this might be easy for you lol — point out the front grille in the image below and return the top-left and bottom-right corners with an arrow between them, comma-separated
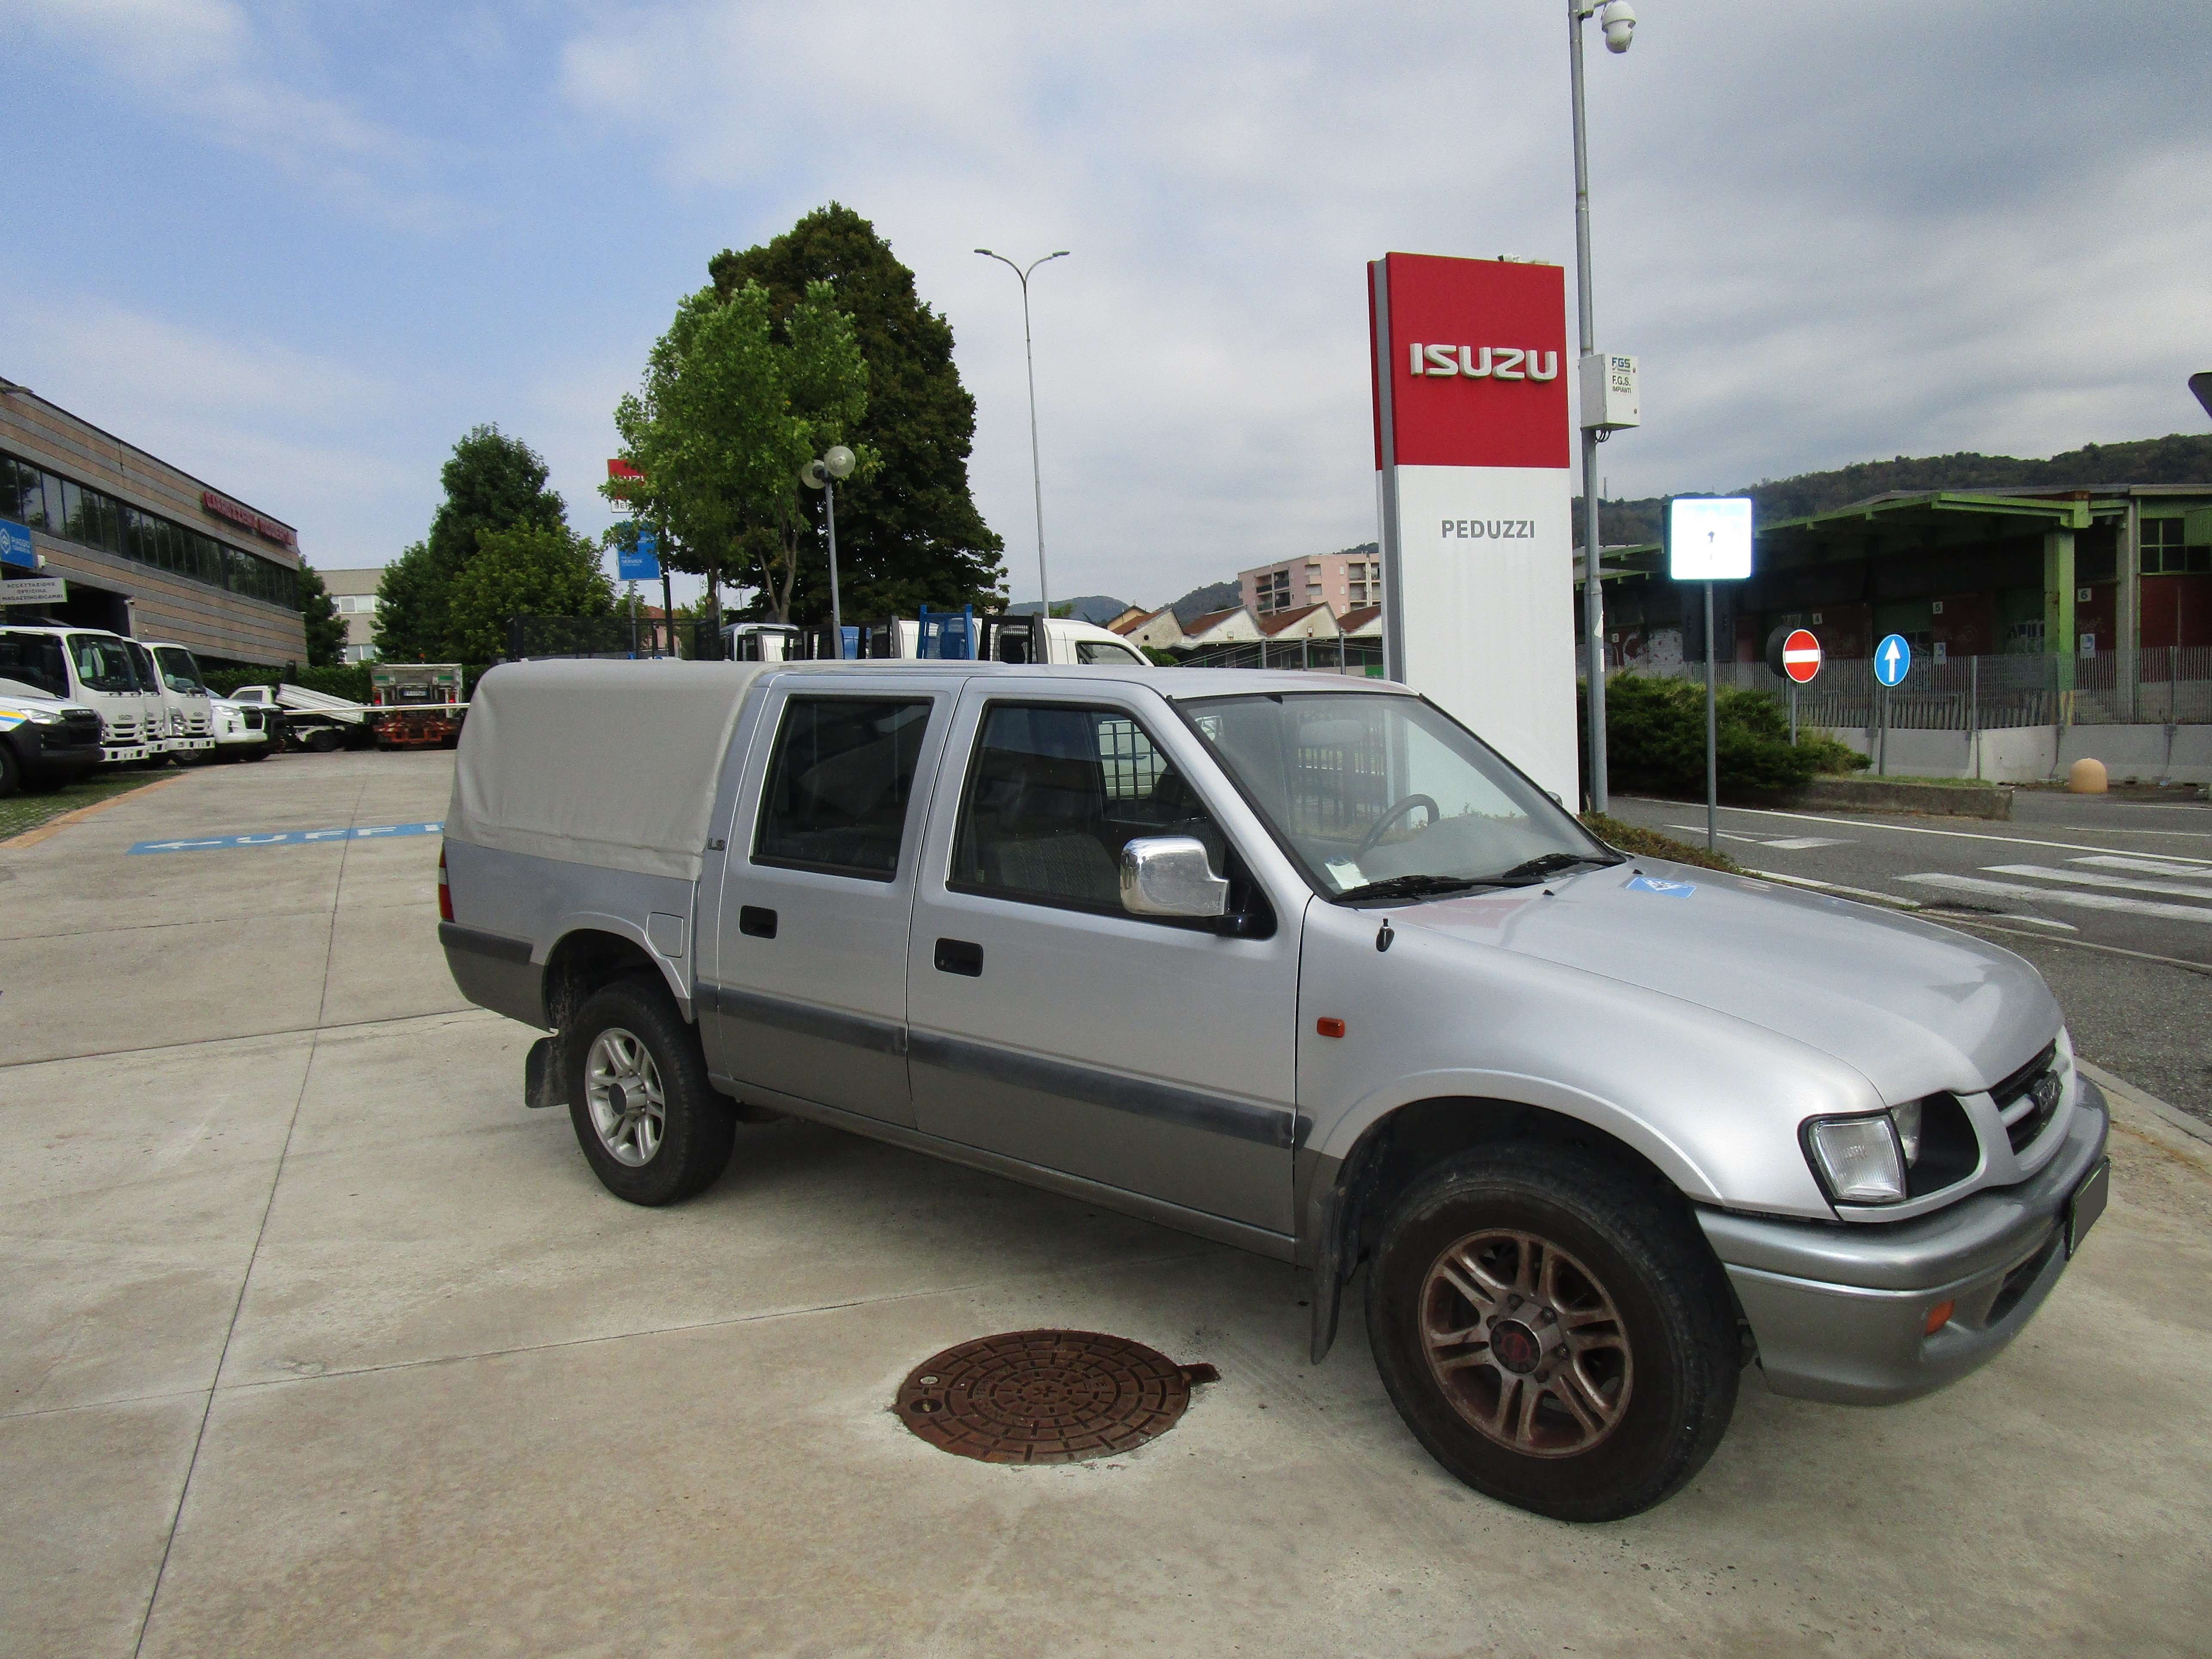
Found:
1990,1041 -> 2062,1153
64,711 -> 100,746
242,709 -> 264,731
103,716 -> 140,744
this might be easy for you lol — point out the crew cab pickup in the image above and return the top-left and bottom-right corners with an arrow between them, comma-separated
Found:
440,659 -> 2109,1521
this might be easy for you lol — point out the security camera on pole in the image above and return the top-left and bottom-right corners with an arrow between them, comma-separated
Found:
1568,0 -> 1641,814
800,444 -> 857,657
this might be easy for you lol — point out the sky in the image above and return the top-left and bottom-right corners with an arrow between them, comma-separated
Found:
6,0 -> 2210,611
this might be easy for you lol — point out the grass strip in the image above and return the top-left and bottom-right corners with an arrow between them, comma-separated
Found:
0,769 -> 173,843
1580,811 -> 1745,874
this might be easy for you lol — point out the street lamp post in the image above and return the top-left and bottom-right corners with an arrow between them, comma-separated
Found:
801,444 -> 857,656
975,248 -> 1070,616
1569,0 -> 1636,814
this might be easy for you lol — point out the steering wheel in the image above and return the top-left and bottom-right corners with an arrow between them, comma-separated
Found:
1355,793 -> 1440,857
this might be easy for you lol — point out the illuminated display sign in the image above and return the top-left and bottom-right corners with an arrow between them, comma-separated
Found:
1667,497 -> 1753,582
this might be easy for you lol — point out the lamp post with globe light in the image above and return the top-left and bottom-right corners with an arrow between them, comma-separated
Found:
801,444 -> 857,655
975,249 -> 1070,616
1570,0 -> 1636,812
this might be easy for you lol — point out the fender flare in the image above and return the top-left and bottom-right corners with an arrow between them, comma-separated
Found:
539,912 -> 694,1022
1302,1070 -> 1723,1365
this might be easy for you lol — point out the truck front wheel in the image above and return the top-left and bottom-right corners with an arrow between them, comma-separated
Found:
1365,1144 -> 1739,1522
565,979 -> 735,1206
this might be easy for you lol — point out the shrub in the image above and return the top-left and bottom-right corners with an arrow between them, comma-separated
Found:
1583,674 -> 1830,800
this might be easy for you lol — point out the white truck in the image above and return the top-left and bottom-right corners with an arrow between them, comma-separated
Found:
0,625 -> 156,763
139,641 -> 218,761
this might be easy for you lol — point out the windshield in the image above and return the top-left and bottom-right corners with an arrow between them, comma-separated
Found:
67,634 -> 139,695
0,632 -> 68,698
154,646 -> 207,695
1182,691 -> 1613,902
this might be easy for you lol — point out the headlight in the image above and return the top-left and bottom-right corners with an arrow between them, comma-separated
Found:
1803,1109 -> 1918,1205
24,706 -> 63,725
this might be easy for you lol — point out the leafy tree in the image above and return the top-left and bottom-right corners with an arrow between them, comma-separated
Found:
444,526 -> 615,664
608,280 -> 869,625
374,426 -> 569,658
297,564 -> 347,667
1582,675 -> 1866,801
709,204 -> 1007,622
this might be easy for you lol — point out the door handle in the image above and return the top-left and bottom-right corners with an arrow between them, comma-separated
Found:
933,937 -> 983,977
739,905 -> 778,939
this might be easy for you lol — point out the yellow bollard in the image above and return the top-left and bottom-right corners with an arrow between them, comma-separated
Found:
2067,757 -> 2108,794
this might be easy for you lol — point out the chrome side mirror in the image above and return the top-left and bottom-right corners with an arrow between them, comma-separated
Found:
1119,836 -> 1229,919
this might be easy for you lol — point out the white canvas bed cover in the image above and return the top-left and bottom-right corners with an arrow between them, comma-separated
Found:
446,659 -> 767,881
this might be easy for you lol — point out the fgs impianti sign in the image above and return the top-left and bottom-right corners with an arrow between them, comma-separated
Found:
1368,253 -> 1575,804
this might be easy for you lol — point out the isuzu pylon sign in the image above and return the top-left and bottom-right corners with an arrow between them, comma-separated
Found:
1369,253 -> 1576,804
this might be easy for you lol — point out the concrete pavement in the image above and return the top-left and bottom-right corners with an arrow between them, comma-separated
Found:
5,752 -> 2211,1656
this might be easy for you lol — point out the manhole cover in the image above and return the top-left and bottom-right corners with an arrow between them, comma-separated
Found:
894,1330 -> 1218,1465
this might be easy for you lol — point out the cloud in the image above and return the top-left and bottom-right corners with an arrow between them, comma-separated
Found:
553,0 -> 2212,605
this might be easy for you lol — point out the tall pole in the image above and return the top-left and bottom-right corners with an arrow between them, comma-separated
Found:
1704,580 -> 1718,851
824,480 -> 843,657
1570,0 -> 1609,814
978,249 -> 1069,617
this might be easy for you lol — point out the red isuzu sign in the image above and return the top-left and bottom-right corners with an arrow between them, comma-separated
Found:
1369,253 -> 1576,805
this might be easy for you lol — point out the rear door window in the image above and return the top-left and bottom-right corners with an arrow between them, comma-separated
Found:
753,697 -> 934,881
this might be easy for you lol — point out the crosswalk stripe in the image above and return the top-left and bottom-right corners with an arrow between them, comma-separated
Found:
2071,853 -> 2212,878
1901,872 -> 2212,924
1668,825 -> 1848,851
1984,863 -> 2212,902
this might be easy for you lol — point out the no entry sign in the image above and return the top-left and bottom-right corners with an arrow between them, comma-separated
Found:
1781,629 -> 1822,684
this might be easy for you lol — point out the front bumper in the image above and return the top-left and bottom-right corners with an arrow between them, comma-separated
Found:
1696,1080 -> 2110,1405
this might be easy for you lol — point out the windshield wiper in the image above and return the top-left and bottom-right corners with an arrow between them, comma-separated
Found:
1333,873 -> 1496,904
1481,851 -> 1627,886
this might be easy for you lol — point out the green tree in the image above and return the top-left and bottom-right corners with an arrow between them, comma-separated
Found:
298,564 -> 347,667
444,526 -> 615,664
608,279 -> 869,625
374,426 -> 568,659
709,204 -> 1007,622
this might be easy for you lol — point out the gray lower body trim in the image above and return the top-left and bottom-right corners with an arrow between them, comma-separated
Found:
711,1075 -> 1298,1264
702,981 -> 906,1056
908,1029 -> 1299,1149
439,922 -> 545,1028
1700,1087 -> 2108,1406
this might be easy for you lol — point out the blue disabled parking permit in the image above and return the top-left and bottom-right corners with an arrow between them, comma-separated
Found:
1626,875 -> 1696,898
129,822 -> 443,854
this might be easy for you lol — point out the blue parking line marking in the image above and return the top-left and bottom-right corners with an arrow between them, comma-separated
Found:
129,822 -> 444,854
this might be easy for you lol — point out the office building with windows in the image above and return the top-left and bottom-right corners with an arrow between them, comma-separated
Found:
322,568 -> 383,662
0,378 -> 308,666
1239,544 -> 1382,619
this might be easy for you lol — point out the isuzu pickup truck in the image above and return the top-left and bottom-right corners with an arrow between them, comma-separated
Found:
439,659 -> 2109,1520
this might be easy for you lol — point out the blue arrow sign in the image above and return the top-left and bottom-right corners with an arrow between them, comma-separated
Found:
618,529 -> 660,582
1874,633 -> 1912,688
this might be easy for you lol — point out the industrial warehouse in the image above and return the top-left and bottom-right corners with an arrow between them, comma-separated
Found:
0,379 -> 308,667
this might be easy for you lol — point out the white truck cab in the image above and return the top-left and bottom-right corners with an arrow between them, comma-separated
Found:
143,641 -> 217,759
0,625 -> 155,763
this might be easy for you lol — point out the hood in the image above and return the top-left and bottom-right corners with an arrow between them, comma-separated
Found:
1392,859 -> 2059,1105
0,679 -> 94,717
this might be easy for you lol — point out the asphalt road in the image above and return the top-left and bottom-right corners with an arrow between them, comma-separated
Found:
1609,790 -> 2212,1124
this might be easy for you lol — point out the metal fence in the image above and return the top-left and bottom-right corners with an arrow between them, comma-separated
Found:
1625,646 -> 2212,730
1178,638 -> 1386,674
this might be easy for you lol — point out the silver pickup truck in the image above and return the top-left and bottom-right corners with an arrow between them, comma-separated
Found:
439,659 -> 2109,1521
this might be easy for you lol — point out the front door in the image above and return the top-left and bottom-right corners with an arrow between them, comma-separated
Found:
906,682 -> 1302,1238
702,678 -> 953,1127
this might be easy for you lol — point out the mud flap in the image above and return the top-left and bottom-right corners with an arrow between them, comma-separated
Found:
524,1035 -> 567,1109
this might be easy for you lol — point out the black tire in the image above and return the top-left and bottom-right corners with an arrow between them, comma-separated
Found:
564,977 -> 735,1206
0,741 -> 19,798
242,743 -> 270,763
306,728 -> 342,754
1365,1143 -> 1738,1522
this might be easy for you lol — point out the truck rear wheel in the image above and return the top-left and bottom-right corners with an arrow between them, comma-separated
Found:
564,978 -> 735,1206
1365,1143 -> 1738,1522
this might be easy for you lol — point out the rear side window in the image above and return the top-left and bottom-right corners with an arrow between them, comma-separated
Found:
0,632 -> 67,697
1075,639 -> 1144,666
754,697 -> 933,881
951,702 -> 1227,912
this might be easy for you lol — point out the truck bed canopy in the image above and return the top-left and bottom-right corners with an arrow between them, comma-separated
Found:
447,659 -> 767,881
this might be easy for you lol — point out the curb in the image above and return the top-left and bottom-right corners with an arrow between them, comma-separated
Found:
1795,778 -> 2014,820
2078,1058 -> 2212,1152
1,771 -> 189,851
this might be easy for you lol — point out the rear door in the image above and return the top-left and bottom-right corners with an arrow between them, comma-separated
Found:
699,673 -> 957,1128
904,679 -> 1303,1239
